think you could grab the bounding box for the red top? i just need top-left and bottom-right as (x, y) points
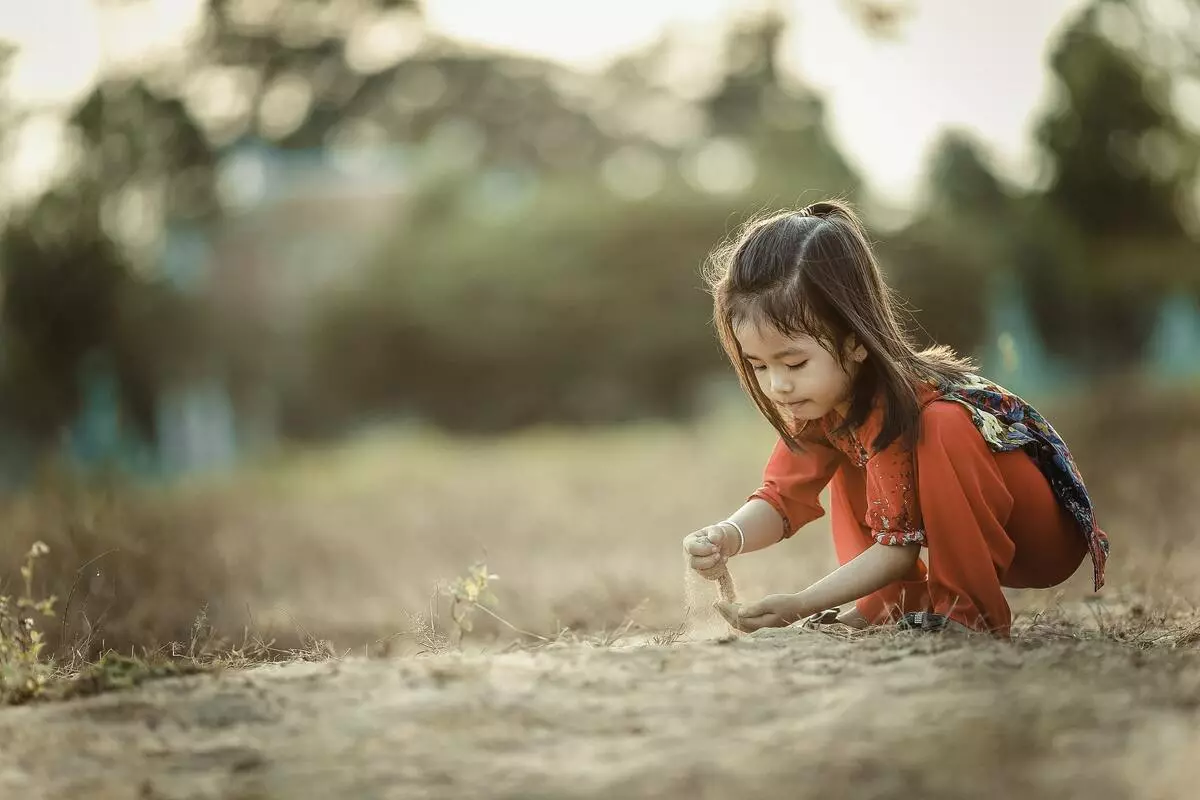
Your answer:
(749, 383), (943, 547)
(749, 375), (1109, 593)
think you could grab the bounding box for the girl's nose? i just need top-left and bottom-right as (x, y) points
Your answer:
(770, 371), (793, 395)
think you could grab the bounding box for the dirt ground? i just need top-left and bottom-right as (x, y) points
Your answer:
(2, 617), (1199, 800)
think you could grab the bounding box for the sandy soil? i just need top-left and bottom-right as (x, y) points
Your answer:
(2, 621), (1198, 800)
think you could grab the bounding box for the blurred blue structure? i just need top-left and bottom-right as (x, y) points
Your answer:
(976, 272), (1078, 402)
(65, 354), (153, 473)
(154, 378), (239, 476)
(977, 281), (1200, 403)
(59, 140), (415, 481)
(1147, 291), (1200, 383)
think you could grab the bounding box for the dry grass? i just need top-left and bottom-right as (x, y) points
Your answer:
(0, 470), (233, 658)
(199, 384), (1200, 652)
(0, 382), (1198, 686)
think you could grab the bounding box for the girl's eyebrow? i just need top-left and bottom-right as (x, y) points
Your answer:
(744, 346), (807, 360)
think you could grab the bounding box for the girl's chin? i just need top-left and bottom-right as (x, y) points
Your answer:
(783, 403), (825, 420)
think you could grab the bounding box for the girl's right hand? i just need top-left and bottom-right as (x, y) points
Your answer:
(682, 524), (738, 581)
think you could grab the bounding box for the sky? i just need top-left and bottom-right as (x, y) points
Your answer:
(0, 0), (1088, 205)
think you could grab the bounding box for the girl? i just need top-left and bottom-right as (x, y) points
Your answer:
(683, 200), (1109, 637)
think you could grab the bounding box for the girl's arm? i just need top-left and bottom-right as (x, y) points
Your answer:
(725, 543), (921, 631)
(750, 435), (841, 543)
(726, 497), (790, 554)
(684, 498), (786, 579)
(790, 543), (921, 614)
(688, 434), (840, 578)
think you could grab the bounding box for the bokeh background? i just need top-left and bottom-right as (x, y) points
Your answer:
(0, 0), (1198, 656)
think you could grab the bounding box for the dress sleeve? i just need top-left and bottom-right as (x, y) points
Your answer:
(748, 434), (842, 540)
(864, 438), (925, 546)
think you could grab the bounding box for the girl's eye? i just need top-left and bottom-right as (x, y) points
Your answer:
(750, 364), (767, 372)
(786, 361), (808, 370)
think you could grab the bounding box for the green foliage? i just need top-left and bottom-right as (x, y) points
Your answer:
(297, 185), (739, 434)
(1036, 2), (1191, 239)
(443, 561), (500, 641)
(1023, 0), (1200, 363)
(429, 559), (555, 648)
(0, 542), (58, 704)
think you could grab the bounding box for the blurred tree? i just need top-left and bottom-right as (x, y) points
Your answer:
(295, 11), (874, 436)
(879, 131), (1012, 357)
(199, 0), (634, 171)
(0, 0), (923, 444)
(0, 0), (429, 448)
(840, 0), (917, 40)
(306, 188), (738, 435)
(846, 0), (1199, 372)
(1037, 1), (1188, 237)
(925, 130), (1012, 218)
(2, 0), (700, 446)
(1025, 0), (1200, 365)
(703, 9), (863, 200)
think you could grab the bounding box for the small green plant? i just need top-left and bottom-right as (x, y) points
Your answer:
(0, 542), (58, 703)
(443, 561), (500, 643)
(437, 560), (549, 647)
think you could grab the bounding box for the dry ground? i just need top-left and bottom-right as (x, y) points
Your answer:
(1, 388), (1199, 799)
(2, 624), (1199, 800)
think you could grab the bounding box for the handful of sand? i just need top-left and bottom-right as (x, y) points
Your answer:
(683, 532), (741, 632)
(712, 564), (737, 604)
(692, 530), (738, 603)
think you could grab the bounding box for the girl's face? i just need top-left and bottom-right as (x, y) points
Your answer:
(734, 320), (866, 422)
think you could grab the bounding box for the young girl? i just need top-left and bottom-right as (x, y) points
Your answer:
(683, 200), (1109, 637)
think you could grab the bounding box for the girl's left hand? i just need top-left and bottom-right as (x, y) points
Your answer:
(714, 593), (807, 633)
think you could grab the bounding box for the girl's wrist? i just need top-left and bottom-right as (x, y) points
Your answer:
(718, 519), (745, 557)
(787, 591), (816, 622)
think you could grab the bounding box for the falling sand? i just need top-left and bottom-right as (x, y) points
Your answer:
(681, 532), (739, 639)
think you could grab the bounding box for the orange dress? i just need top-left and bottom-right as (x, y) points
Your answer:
(749, 377), (1107, 636)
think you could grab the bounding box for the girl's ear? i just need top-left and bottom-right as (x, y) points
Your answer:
(845, 335), (868, 363)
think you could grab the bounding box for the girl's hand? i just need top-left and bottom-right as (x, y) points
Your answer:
(682, 524), (739, 581)
(714, 593), (807, 633)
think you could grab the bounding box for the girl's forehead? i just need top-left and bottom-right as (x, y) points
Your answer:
(733, 321), (819, 351)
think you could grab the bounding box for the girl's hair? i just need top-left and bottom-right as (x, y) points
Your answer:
(704, 199), (974, 453)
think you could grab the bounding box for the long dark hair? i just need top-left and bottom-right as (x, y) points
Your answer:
(704, 199), (974, 453)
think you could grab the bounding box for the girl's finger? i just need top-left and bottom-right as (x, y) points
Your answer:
(737, 613), (779, 633)
(739, 602), (765, 618)
(692, 554), (722, 571)
(714, 600), (741, 627)
(685, 539), (718, 556)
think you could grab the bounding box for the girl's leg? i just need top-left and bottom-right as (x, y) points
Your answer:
(916, 401), (1020, 635)
(828, 465), (932, 625)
